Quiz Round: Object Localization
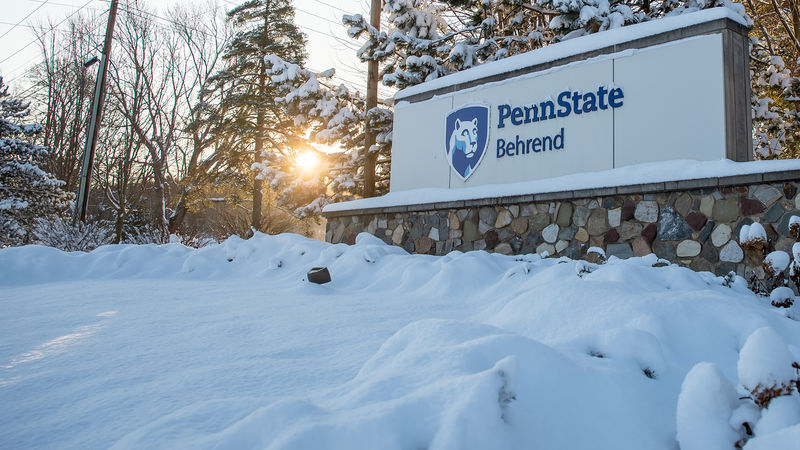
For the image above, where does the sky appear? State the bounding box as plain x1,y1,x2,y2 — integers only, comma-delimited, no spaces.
0,0,394,100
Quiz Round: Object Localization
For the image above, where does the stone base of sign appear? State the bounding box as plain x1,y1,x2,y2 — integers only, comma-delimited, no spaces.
324,170,800,280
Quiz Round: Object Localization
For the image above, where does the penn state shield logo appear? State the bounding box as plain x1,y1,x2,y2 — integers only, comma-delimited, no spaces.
445,104,489,180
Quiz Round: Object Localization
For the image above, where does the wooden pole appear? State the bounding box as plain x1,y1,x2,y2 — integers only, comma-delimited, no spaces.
362,0,381,197
75,0,118,223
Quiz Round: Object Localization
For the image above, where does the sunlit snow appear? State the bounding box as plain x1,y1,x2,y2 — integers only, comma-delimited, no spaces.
1,232,799,449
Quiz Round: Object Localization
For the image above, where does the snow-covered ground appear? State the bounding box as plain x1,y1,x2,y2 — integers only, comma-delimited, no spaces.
1,233,799,449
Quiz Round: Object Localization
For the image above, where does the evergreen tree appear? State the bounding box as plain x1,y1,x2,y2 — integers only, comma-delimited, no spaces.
261,56,392,216
538,0,746,40
745,0,800,159
344,0,553,91
0,77,72,246
206,0,307,231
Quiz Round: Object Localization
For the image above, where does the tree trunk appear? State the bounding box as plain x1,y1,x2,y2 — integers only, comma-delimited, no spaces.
169,192,188,233
114,206,125,244
252,62,266,232
252,14,269,232
152,157,169,242
792,0,800,51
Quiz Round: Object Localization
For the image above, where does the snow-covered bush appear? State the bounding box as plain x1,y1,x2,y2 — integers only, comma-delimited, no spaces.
737,327,799,408
575,259,598,277
787,244,800,296
32,216,112,252
770,286,795,308
739,222,767,252
584,246,606,264
763,251,790,278
789,216,800,240
168,232,217,249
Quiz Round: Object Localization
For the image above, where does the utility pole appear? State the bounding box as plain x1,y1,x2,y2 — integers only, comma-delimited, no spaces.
74,0,118,223
362,0,381,197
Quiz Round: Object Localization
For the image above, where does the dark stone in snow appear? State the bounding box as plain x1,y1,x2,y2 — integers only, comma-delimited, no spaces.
657,207,692,241
307,267,331,284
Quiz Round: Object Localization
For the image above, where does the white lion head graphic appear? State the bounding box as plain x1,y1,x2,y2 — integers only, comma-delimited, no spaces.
449,118,479,159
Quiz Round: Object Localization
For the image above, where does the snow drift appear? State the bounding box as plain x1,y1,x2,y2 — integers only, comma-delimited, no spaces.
1,232,799,449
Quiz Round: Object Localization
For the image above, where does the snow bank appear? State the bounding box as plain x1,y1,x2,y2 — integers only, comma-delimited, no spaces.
676,362,741,450
323,159,800,213
745,423,800,450
2,233,800,449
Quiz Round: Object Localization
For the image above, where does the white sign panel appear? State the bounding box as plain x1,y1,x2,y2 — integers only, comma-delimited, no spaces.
390,34,726,192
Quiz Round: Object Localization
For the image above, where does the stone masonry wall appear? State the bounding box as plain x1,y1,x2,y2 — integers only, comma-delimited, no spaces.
325,176,800,279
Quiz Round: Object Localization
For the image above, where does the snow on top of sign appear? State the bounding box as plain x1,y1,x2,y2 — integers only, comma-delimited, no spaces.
396,7,747,101
323,159,800,213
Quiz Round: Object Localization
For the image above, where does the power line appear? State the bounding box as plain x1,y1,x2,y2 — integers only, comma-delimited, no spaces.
307,0,350,14
295,7,342,28
0,0,50,41
2,16,106,87
6,1,376,101
11,81,46,100
0,0,98,66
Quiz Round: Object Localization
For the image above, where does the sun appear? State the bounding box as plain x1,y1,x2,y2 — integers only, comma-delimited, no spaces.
295,151,319,172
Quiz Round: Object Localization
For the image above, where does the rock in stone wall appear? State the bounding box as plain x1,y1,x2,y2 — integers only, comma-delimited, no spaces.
325,181,800,279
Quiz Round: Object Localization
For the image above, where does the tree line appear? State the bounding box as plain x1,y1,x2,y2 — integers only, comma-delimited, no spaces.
1,0,798,249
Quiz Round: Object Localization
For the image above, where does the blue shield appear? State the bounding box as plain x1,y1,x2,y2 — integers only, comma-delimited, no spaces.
445,104,489,180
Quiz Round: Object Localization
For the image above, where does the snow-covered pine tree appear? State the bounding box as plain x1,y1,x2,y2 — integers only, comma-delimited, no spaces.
538,0,648,39
262,56,393,216
539,0,753,39
0,77,72,247
205,0,308,231
344,0,552,90
746,1,800,159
